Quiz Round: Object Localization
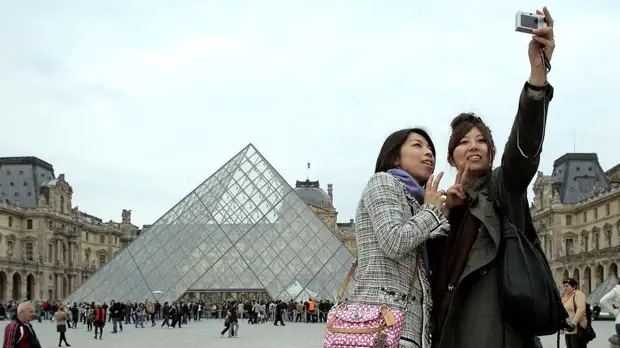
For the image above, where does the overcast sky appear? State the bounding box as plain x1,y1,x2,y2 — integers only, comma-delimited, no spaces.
1,0,618,228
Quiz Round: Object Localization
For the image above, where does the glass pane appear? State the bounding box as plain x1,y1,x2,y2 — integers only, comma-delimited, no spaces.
238,267,263,289
303,269,331,300
249,256,268,278
269,257,286,277
188,267,218,290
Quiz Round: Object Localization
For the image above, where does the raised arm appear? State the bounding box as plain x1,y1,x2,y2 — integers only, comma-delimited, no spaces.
361,172,448,259
500,84,552,193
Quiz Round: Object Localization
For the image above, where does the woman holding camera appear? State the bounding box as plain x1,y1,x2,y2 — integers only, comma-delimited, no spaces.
54,306,71,347
427,7,555,348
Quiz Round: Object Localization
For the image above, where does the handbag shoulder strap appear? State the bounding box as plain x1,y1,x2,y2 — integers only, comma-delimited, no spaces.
336,260,358,300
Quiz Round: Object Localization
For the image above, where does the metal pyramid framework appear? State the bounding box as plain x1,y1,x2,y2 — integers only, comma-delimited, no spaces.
65,144,356,303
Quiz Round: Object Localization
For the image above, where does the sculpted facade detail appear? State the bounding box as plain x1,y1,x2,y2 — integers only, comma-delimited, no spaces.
533,158,620,295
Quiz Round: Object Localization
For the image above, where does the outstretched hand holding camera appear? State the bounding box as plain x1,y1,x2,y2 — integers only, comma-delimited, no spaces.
528,7,555,85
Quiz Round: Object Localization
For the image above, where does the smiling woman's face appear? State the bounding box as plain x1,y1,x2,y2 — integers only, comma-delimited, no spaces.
396,132,435,183
451,127,490,172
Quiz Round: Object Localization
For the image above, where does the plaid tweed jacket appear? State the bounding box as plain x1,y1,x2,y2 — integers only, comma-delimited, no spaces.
348,172,449,347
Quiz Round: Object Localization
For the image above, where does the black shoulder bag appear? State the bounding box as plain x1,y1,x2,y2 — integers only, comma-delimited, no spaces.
488,185,569,337
572,293,596,342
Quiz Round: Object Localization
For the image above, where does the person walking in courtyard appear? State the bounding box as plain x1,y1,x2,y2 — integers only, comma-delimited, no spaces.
54,306,71,347
93,304,106,340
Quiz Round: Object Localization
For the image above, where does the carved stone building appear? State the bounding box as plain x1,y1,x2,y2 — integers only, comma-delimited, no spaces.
0,157,139,302
532,153,620,294
293,180,356,254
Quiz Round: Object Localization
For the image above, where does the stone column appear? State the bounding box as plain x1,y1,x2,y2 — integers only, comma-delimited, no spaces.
71,242,75,264
6,276,12,301
38,272,44,301
54,274,59,300
21,272,27,301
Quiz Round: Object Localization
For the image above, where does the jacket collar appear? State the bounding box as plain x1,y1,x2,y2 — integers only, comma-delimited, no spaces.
464,175,500,249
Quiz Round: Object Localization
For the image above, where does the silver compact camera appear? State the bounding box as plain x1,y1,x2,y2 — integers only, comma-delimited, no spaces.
515,11,547,34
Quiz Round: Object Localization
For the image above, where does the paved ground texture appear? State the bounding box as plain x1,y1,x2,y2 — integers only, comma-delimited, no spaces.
0,318,616,348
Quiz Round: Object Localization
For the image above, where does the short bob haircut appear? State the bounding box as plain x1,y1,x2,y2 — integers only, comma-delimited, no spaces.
562,278,579,288
374,128,436,183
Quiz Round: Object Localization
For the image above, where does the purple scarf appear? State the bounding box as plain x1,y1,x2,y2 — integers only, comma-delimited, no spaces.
387,169,425,204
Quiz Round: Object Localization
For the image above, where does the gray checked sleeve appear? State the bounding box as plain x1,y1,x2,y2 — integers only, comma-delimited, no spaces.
362,172,449,259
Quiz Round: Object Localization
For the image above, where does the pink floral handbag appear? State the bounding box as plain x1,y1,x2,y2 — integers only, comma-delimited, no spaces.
323,259,419,348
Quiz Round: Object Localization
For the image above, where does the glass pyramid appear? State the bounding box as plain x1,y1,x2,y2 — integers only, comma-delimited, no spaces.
65,144,356,303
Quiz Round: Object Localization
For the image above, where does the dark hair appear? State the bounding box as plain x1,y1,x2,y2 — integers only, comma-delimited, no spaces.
447,113,496,167
562,278,579,288
375,128,436,173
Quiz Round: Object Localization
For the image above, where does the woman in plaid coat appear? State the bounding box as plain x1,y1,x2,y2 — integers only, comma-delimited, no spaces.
348,128,449,348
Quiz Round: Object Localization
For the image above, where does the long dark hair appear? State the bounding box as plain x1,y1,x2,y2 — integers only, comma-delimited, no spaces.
375,128,436,173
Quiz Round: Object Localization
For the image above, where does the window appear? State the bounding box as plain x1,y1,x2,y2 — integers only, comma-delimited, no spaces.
565,215,572,226
583,212,587,223
98,254,106,268
49,221,52,231
99,235,105,244
47,244,53,262
565,238,574,257
8,216,12,228
108,236,112,244
26,219,33,230
86,232,89,242
594,208,598,220
593,233,600,250
24,242,33,261
606,204,611,216
583,235,589,252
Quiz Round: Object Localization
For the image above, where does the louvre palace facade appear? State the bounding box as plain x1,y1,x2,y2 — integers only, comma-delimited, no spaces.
65,144,357,304
533,153,620,294
0,157,140,302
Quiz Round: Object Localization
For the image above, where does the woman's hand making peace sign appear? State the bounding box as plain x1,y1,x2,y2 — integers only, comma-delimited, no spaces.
424,171,445,209
443,162,470,215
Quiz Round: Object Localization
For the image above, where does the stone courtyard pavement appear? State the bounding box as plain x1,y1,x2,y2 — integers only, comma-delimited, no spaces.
0,318,616,348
